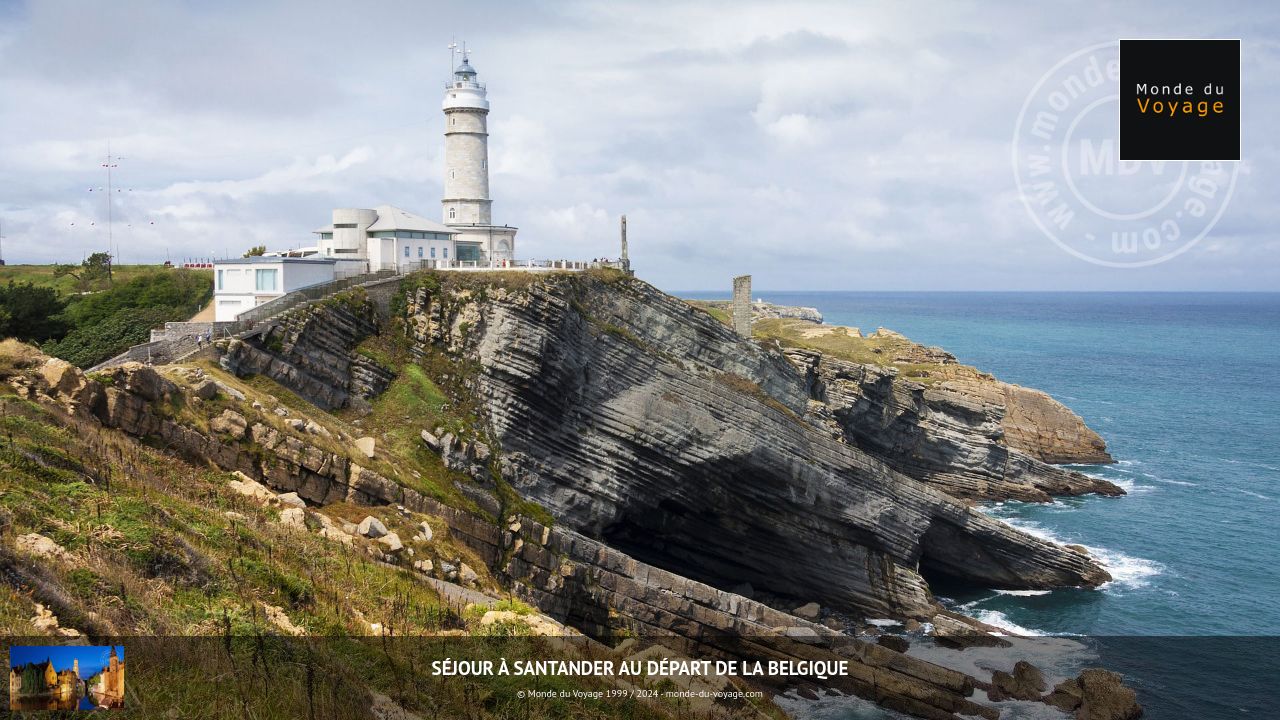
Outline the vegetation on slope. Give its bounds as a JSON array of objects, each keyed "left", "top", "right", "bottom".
[
  {"left": 0, "top": 340, "right": 757, "bottom": 720},
  {"left": 0, "top": 265, "right": 212, "bottom": 368},
  {"left": 43, "top": 270, "right": 212, "bottom": 368}
]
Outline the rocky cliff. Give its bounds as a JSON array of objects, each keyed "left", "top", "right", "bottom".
[
  {"left": 755, "top": 322, "right": 1114, "bottom": 468},
  {"left": 218, "top": 289, "right": 393, "bottom": 411},
  {"left": 0, "top": 268, "right": 1142, "bottom": 719},
  {"left": 787, "top": 348, "right": 1121, "bottom": 502},
  {"left": 399, "top": 272, "right": 1111, "bottom": 621}
]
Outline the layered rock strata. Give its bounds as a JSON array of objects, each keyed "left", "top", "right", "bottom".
[
  {"left": 218, "top": 293, "right": 388, "bottom": 411},
  {"left": 786, "top": 349, "right": 1122, "bottom": 502},
  {"left": 401, "top": 273, "right": 1111, "bottom": 618}
]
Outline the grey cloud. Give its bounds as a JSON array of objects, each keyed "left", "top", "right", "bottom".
[{"left": 0, "top": 0, "right": 1276, "bottom": 290}]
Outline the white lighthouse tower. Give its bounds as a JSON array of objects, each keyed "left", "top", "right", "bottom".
[{"left": 442, "top": 47, "right": 517, "bottom": 264}]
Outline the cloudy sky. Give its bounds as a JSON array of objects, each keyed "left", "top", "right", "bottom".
[{"left": 1, "top": 0, "right": 1277, "bottom": 291}]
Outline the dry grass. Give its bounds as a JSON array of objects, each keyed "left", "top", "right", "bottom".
[{"left": 0, "top": 338, "right": 43, "bottom": 377}]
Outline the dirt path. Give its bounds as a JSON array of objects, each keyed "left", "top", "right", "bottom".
[{"left": 187, "top": 298, "right": 215, "bottom": 321}]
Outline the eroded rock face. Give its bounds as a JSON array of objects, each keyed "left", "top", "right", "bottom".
[
  {"left": 787, "top": 351, "right": 1123, "bottom": 502},
  {"left": 217, "top": 296, "right": 389, "bottom": 411},
  {"left": 404, "top": 274, "right": 1111, "bottom": 619},
  {"left": 1001, "top": 383, "right": 1113, "bottom": 464}
]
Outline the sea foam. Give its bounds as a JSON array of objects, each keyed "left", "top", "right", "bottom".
[{"left": 979, "top": 512, "right": 1163, "bottom": 591}]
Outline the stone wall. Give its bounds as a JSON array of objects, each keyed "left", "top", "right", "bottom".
[{"left": 149, "top": 321, "right": 239, "bottom": 343}]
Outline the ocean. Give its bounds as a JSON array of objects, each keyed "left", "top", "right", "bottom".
[{"left": 682, "top": 291, "right": 1280, "bottom": 718}]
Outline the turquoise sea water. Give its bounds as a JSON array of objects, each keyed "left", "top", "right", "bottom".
[{"left": 683, "top": 291, "right": 1280, "bottom": 717}]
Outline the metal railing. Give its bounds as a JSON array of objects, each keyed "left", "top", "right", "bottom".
[{"left": 232, "top": 269, "right": 396, "bottom": 325}]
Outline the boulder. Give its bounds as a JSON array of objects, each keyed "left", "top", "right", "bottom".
[
  {"left": 358, "top": 516, "right": 388, "bottom": 539},
  {"left": 420, "top": 430, "right": 440, "bottom": 451},
  {"left": 227, "top": 471, "right": 276, "bottom": 504},
  {"left": 279, "top": 507, "right": 306, "bottom": 528},
  {"left": 31, "top": 602, "right": 80, "bottom": 636},
  {"left": 250, "top": 423, "right": 281, "bottom": 448},
  {"left": 413, "top": 559, "right": 434, "bottom": 574},
  {"left": 213, "top": 381, "right": 245, "bottom": 401},
  {"left": 210, "top": 409, "right": 248, "bottom": 438},
  {"left": 458, "top": 562, "right": 478, "bottom": 585},
  {"left": 277, "top": 492, "right": 306, "bottom": 509},
  {"left": 121, "top": 363, "right": 178, "bottom": 401},
  {"left": 1076, "top": 668, "right": 1142, "bottom": 720},
  {"left": 378, "top": 532, "right": 404, "bottom": 553},
  {"left": 987, "top": 660, "right": 1045, "bottom": 701},
  {"left": 416, "top": 521, "right": 434, "bottom": 542},
  {"left": 16, "top": 533, "right": 70, "bottom": 561},
  {"left": 191, "top": 379, "right": 219, "bottom": 400},
  {"left": 793, "top": 602, "right": 822, "bottom": 620},
  {"left": 1044, "top": 677, "right": 1085, "bottom": 712}
]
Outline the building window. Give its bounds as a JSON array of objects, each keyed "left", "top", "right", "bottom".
[
  {"left": 319, "top": 232, "right": 333, "bottom": 240},
  {"left": 333, "top": 223, "right": 357, "bottom": 229},
  {"left": 451, "top": 117, "right": 455, "bottom": 126},
  {"left": 481, "top": 160, "right": 486, "bottom": 169},
  {"left": 430, "top": 247, "right": 436, "bottom": 258},
  {"left": 417, "top": 246, "right": 424, "bottom": 258},
  {"left": 450, "top": 170, "right": 455, "bottom": 179},
  {"left": 216, "top": 269, "right": 223, "bottom": 291},
  {"left": 443, "top": 247, "right": 448, "bottom": 259},
  {"left": 404, "top": 246, "right": 410, "bottom": 258},
  {"left": 449, "top": 207, "right": 456, "bottom": 220},
  {"left": 255, "top": 268, "right": 278, "bottom": 292}
]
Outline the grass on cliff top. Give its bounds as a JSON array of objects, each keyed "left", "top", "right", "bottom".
[
  {"left": 752, "top": 318, "right": 951, "bottom": 384},
  {"left": 685, "top": 300, "right": 732, "bottom": 326},
  {"left": 397, "top": 267, "right": 632, "bottom": 301}
]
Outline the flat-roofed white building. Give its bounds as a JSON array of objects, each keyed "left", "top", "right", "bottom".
[
  {"left": 213, "top": 257, "right": 340, "bottom": 322},
  {"left": 313, "top": 205, "right": 460, "bottom": 272}
]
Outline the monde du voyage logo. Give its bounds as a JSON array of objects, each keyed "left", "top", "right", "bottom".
[{"left": 1013, "top": 39, "right": 1241, "bottom": 267}]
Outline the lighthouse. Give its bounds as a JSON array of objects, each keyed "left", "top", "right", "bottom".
[{"left": 442, "top": 47, "right": 517, "bottom": 263}]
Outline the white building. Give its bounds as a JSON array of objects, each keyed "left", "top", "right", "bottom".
[
  {"left": 312, "top": 205, "right": 460, "bottom": 272},
  {"left": 212, "top": 257, "right": 341, "bottom": 322},
  {"left": 212, "top": 45, "right": 527, "bottom": 321}
]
